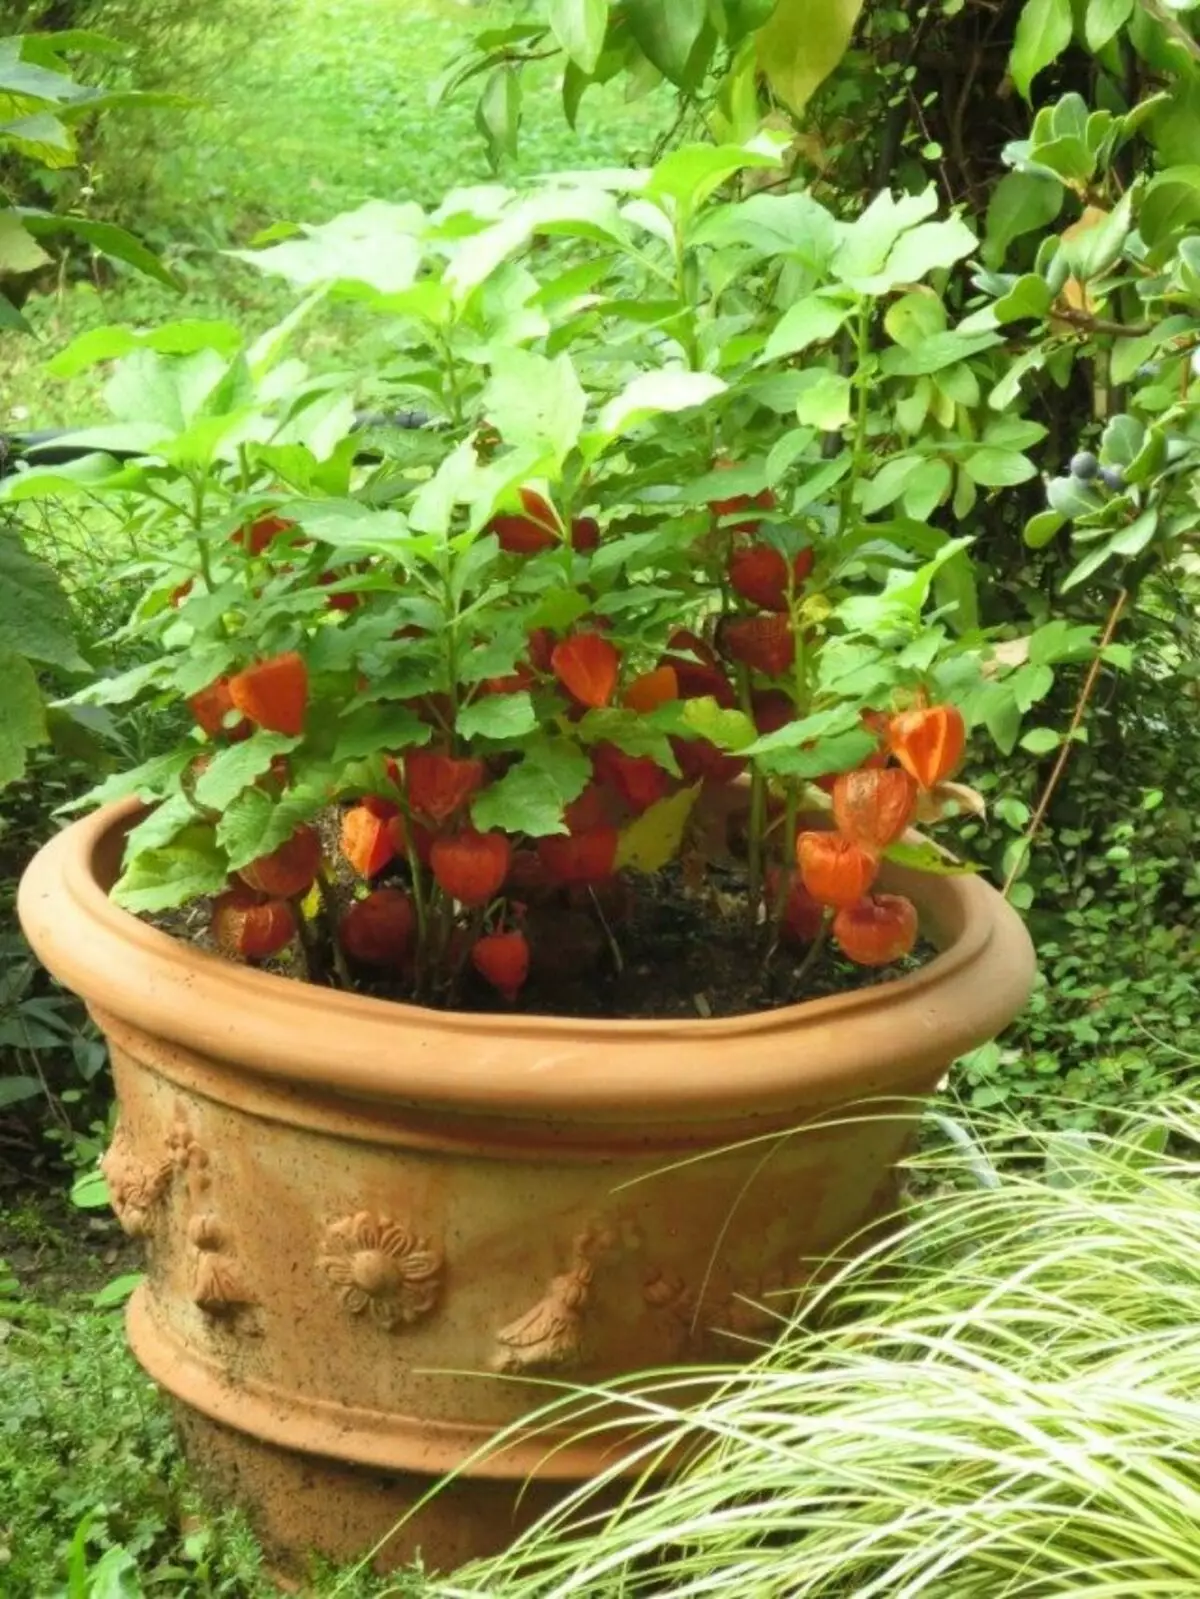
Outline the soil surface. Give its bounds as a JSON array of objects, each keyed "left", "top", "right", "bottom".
[
  {"left": 152, "top": 857, "right": 931, "bottom": 1023},
  {"left": 0, "top": 1186, "right": 139, "bottom": 1304}
]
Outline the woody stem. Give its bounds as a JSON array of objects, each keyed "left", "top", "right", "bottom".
[{"left": 1003, "top": 587, "right": 1128, "bottom": 898}]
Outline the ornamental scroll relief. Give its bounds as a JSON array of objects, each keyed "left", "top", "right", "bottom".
[
  {"left": 317, "top": 1212, "right": 444, "bottom": 1331},
  {"left": 100, "top": 1104, "right": 257, "bottom": 1320},
  {"left": 100, "top": 1120, "right": 173, "bottom": 1239},
  {"left": 489, "top": 1220, "right": 633, "bottom": 1375},
  {"left": 170, "top": 1108, "right": 256, "bottom": 1318}
]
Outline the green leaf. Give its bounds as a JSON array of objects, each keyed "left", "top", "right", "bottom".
[
  {"left": 1139, "top": 166, "right": 1200, "bottom": 250},
  {"left": 992, "top": 273, "right": 1053, "bottom": 324},
  {"left": 692, "top": 191, "right": 839, "bottom": 273},
  {"left": 1109, "top": 508, "right": 1158, "bottom": 556},
  {"left": 1024, "top": 509, "right": 1066, "bottom": 549},
  {"left": 794, "top": 369, "right": 852, "bottom": 428},
  {"left": 677, "top": 697, "right": 757, "bottom": 751},
  {"left": 1020, "top": 726, "right": 1061, "bottom": 754},
  {"left": 470, "top": 734, "right": 591, "bottom": 836},
  {"left": 0, "top": 649, "right": 46, "bottom": 787},
  {"left": 476, "top": 63, "right": 522, "bottom": 166},
  {"left": 626, "top": 0, "right": 707, "bottom": 85},
  {"left": 1085, "top": 0, "right": 1133, "bottom": 52},
  {"left": 216, "top": 787, "right": 324, "bottom": 872},
  {"left": 1101, "top": 413, "right": 1144, "bottom": 467},
  {"left": 112, "top": 825, "right": 229, "bottom": 913},
  {"left": 982, "top": 686, "right": 1022, "bottom": 754},
  {"left": 193, "top": 733, "right": 302, "bottom": 811},
  {"left": 91, "top": 1272, "right": 144, "bottom": 1309},
  {"left": 1060, "top": 191, "right": 1132, "bottom": 281},
  {"left": 646, "top": 139, "right": 783, "bottom": 211},
  {"left": 0, "top": 210, "right": 48, "bottom": 273},
  {"left": 849, "top": 217, "right": 977, "bottom": 295},
  {"left": 884, "top": 292, "right": 946, "bottom": 351},
  {"left": 332, "top": 705, "right": 433, "bottom": 763},
  {"left": 880, "top": 329, "right": 1002, "bottom": 377},
  {"left": 763, "top": 292, "right": 852, "bottom": 361},
  {"left": 0, "top": 290, "right": 30, "bottom": 331},
  {"left": 903, "top": 459, "right": 953, "bottom": 521},
  {"left": 471, "top": 766, "right": 567, "bottom": 837},
  {"left": 47, "top": 319, "right": 242, "bottom": 379},
  {"left": 759, "top": 730, "right": 877, "bottom": 778},
  {"left": 60, "top": 750, "right": 194, "bottom": 815},
  {"left": 615, "top": 785, "right": 701, "bottom": 873},
  {"left": 576, "top": 708, "right": 680, "bottom": 771},
  {"left": 595, "top": 370, "right": 726, "bottom": 438},
  {"left": 989, "top": 346, "right": 1045, "bottom": 411},
  {"left": 0, "top": 1074, "right": 42, "bottom": 1108},
  {"left": 458, "top": 691, "right": 538, "bottom": 741},
  {"left": 482, "top": 348, "right": 586, "bottom": 465},
  {"left": 860, "top": 454, "right": 926, "bottom": 515},
  {"left": 982, "top": 172, "right": 1063, "bottom": 270},
  {"left": 70, "top": 1168, "right": 111, "bottom": 1210},
  {"left": 0, "top": 531, "right": 87, "bottom": 672},
  {"left": 882, "top": 840, "right": 979, "bottom": 876},
  {"left": 757, "top": 0, "right": 864, "bottom": 117},
  {"left": 963, "top": 448, "right": 1037, "bottom": 488},
  {"left": 19, "top": 210, "right": 175, "bottom": 287},
  {"left": 1010, "top": 0, "right": 1073, "bottom": 102},
  {"left": 122, "top": 794, "right": 197, "bottom": 857},
  {"left": 1062, "top": 541, "right": 1116, "bottom": 591},
  {"left": 232, "top": 201, "right": 424, "bottom": 292},
  {"left": 547, "top": 0, "right": 607, "bottom": 73}
]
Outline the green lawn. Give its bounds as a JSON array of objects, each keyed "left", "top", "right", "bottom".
[{"left": 5, "top": 0, "right": 669, "bottom": 427}]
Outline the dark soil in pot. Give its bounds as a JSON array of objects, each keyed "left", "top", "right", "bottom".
[{"left": 148, "top": 857, "right": 931, "bottom": 1023}]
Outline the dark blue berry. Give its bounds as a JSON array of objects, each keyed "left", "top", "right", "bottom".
[
  {"left": 1069, "top": 451, "right": 1099, "bottom": 480},
  {"left": 1100, "top": 465, "right": 1125, "bottom": 492}
]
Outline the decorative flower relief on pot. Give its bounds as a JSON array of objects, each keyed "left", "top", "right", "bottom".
[
  {"left": 317, "top": 1212, "right": 443, "bottom": 1331},
  {"left": 100, "top": 1120, "right": 173, "bottom": 1239},
  {"left": 489, "top": 1222, "right": 620, "bottom": 1374}
]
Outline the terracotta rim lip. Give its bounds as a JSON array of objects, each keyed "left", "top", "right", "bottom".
[{"left": 18, "top": 799, "right": 1036, "bottom": 1116}]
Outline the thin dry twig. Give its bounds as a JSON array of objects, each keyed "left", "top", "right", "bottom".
[{"left": 1004, "top": 587, "right": 1128, "bottom": 897}]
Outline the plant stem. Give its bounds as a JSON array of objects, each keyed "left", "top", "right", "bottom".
[
  {"left": 836, "top": 299, "right": 873, "bottom": 543},
  {"left": 315, "top": 866, "right": 352, "bottom": 989},
  {"left": 437, "top": 330, "right": 465, "bottom": 426},
  {"left": 735, "top": 659, "right": 765, "bottom": 931},
  {"left": 190, "top": 473, "right": 215, "bottom": 594},
  {"left": 793, "top": 912, "right": 832, "bottom": 995},
  {"left": 1003, "top": 587, "right": 1128, "bottom": 897},
  {"left": 588, "top": 886, "right": 625, "bottom": 975},
  {"left": 747, "top": 771, "right": 766, "bottom": 932}
]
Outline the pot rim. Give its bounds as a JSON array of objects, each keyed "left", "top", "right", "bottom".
[{"left": 18, "top": 799, "right": 1036, "bottom": 1119}]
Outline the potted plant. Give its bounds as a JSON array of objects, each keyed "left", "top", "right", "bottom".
[{"left": 15, "top": 137, "right": 1039, "bottom": 1574}]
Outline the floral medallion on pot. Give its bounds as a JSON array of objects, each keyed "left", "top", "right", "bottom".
[{"left": 318, "top": 1212, "right": 443, "bottom": 1331}]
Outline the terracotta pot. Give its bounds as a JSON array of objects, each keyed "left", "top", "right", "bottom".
[{"left": 19, "top": 800, "right": 1035, "bottom": 1575}]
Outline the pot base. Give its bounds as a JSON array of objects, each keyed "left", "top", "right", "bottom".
[{"left": 174, "top": 1405, "right": 573, "bottom": 1577}]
